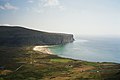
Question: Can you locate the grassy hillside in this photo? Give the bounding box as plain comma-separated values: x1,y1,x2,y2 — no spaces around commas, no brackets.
0,46,120,80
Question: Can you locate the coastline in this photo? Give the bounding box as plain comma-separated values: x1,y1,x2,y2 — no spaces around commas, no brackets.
0,46,120,80
33,46,53,54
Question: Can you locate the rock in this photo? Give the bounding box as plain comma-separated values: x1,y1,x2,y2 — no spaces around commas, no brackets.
0,26,74,46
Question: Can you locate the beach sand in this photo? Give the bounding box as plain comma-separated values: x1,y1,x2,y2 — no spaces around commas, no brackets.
33,46,53,54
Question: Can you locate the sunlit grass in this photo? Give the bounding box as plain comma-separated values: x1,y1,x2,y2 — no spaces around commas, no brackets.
50,59,72,63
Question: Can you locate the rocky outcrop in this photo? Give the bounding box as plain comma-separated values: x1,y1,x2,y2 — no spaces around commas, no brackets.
0,26,74,46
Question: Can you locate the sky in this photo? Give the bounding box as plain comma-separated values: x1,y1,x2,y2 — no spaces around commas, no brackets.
0,0,120,36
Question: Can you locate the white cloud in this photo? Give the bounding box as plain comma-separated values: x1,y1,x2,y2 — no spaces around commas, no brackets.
26,0,65,14
0,3,18,10
28,0,34,3
41,0,66,11
44,0,59,7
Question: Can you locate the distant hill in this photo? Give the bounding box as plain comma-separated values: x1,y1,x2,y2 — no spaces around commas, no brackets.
0,26,74,46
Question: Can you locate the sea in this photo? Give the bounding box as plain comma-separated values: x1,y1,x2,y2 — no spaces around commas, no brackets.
49,36,120,63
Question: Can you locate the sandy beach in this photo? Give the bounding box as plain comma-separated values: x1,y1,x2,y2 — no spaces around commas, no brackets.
33,46,53,54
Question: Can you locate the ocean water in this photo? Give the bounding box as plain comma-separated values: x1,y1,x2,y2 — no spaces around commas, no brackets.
50,36,120,63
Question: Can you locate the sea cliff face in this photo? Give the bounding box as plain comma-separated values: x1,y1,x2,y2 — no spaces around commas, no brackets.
0,26,74,46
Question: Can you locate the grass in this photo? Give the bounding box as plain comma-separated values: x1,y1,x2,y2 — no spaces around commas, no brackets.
50,58,72,63
0,46,120,80
82,61,99,67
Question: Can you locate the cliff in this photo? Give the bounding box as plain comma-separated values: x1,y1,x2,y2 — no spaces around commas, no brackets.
0,26,74,46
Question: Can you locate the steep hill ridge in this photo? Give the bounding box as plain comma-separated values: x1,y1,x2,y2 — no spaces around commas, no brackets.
0,26,74,46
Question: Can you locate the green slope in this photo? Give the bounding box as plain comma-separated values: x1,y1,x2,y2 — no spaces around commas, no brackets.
0,46,120,80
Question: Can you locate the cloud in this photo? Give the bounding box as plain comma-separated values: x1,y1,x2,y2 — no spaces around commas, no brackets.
0,3,18,10
44,0,59,7
26,0,66,14
42,0,65,11
28,0,34,3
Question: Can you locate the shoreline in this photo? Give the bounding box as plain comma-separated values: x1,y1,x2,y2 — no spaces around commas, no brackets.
33,46,53,54
32,45,119,64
